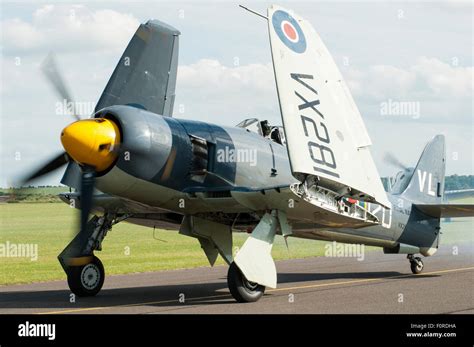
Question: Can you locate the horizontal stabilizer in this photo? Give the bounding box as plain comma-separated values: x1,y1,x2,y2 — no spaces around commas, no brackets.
267,5,389,208
414,204,474,218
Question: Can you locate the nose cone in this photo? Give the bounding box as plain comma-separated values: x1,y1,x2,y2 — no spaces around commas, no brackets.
61,118,121,172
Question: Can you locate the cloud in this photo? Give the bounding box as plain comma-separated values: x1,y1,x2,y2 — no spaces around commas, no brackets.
1,5,139,55
346,57,473,101
411,57,472,97
178,59,275,93
1,18,44,51
173,56,472,125
175,59,280,124
344,57,473,124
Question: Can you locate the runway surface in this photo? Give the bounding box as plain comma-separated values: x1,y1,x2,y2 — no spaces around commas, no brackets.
1,246,473,314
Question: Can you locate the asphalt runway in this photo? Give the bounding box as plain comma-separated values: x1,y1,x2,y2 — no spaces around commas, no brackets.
1,246,473,314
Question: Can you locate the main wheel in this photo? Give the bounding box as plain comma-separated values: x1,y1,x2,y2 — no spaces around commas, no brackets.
410,257,424,274
227,262,265,303
67,256,105,297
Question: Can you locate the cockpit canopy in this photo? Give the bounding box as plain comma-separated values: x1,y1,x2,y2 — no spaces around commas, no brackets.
236,118,261,134
236,118,286,146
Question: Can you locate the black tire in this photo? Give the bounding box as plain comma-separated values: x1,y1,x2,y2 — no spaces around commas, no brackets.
67,256,105,297
227,262,265,303
410,257,424,274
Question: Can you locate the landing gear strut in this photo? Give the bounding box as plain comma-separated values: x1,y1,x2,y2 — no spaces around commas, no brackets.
408,254,424,274
58,212,128,297
227,262,265,303
228,211,281,303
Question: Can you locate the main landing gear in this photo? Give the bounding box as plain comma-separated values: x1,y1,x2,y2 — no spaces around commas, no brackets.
408,254,424,274
227,211,282,303
227,262,265,303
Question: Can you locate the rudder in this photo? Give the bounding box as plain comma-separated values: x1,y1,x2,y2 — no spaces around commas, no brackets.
402,135,446,204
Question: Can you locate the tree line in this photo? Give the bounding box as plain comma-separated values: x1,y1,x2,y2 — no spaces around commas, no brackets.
444,175,474,191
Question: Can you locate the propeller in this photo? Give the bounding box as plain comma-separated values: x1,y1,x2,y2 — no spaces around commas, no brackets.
18,53,83,186
20,159,100,240
18,53,107,241
40,53,81,121
383,152,409,171
19,161,97,239
20,152,69,184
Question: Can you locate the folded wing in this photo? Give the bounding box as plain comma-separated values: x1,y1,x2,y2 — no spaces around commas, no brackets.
267,5,390,208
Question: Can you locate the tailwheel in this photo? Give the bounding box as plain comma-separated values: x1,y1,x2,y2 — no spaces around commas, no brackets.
227,262,265,303
67,256,105,297
408,255,424,274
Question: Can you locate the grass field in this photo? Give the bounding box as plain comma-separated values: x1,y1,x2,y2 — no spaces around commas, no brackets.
1,199,472,286
0,202,334,285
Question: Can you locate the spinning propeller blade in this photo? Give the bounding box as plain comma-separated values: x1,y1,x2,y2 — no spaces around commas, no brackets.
383,152,409,171
20,152,69,185
41,53,81,121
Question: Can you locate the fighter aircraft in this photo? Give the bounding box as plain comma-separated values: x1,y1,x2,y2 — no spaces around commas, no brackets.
20,5,474,302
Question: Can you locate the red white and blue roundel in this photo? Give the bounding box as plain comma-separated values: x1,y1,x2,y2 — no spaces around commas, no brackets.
272,10,306,54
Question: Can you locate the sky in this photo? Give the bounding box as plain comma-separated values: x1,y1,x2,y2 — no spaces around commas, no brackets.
0,0,473,187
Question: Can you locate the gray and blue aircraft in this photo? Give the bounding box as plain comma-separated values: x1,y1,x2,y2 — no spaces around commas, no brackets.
21,5,474,302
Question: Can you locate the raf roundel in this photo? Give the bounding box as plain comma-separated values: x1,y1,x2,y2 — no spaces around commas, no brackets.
272,10,306,54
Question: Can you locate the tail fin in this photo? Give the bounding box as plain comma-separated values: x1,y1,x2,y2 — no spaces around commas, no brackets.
95,20,180,116
402,135,446,204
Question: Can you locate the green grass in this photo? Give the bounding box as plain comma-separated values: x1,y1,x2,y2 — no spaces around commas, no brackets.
1,199,472,286
0,203,333,285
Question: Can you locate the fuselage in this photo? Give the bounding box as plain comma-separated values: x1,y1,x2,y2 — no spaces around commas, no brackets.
88,105,439,255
